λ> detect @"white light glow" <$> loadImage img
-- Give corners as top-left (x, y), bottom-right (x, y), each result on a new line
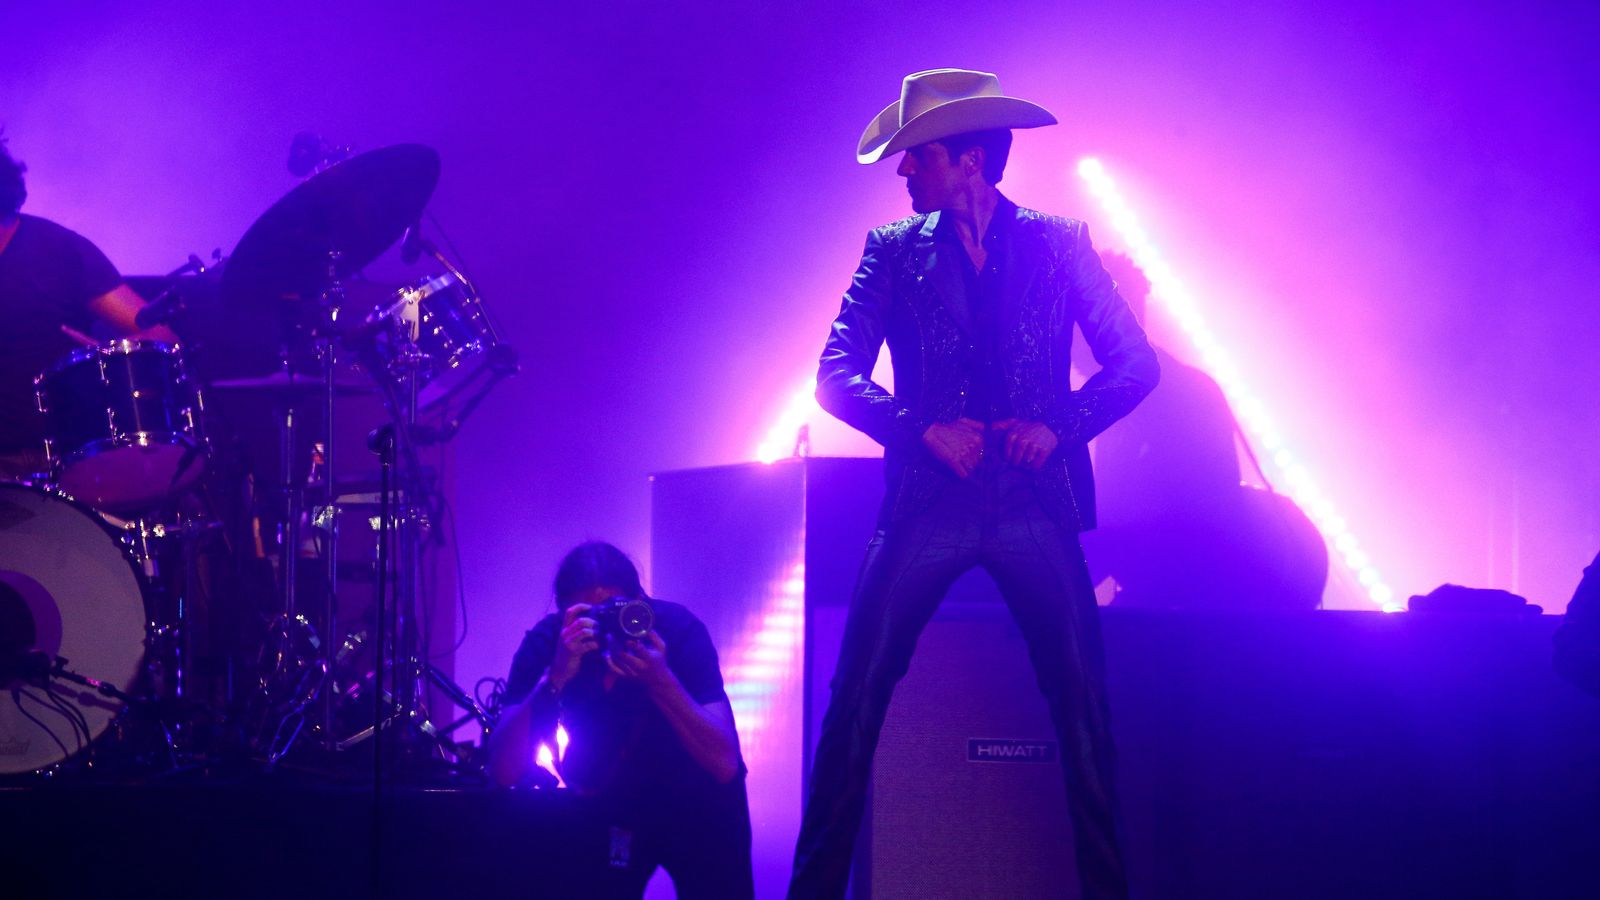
top-left (535, 742), bottom-right (565, 787)
top-left (1077, 157), bottom-right (1397, 611)
top-left (756, 379), bottom-right (821, 463)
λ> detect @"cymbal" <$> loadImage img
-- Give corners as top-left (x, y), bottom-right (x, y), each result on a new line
top-left (211, 370), bottom-right (376, 396)
top-left (221, 143), bottom-right (440, 305)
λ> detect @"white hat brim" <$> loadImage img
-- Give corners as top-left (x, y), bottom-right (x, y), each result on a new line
top-left (857, 94), bottom-right (1058, 164)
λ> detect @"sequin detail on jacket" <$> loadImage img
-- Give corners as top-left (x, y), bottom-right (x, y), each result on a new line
top-left (817, 196), bottom-right (1160, 531)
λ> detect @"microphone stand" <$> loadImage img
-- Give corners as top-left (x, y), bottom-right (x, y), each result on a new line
top-left (4, 653), bottom-right (141, 706)
top-left (336, 237), bottom-right (510, 770)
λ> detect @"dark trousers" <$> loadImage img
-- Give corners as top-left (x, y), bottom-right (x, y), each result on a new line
top-left (593, 781), bottom-right (756, 899)
top-left (788, 455), bottom-right (1129, 899)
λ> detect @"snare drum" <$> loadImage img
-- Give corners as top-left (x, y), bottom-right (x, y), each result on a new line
top-left (34, 340), bottom-right (207, 512)
top-left (372, 272), bottom-right (500, 408)
top-left (0, 481), bottom-right (149, 775)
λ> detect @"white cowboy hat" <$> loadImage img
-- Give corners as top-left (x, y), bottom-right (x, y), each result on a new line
top-left (857, 68), bottom-right (1058, 164)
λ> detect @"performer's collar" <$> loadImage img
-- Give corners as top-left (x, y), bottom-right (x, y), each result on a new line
top-left (927, 193), bottom-right (1017, 246)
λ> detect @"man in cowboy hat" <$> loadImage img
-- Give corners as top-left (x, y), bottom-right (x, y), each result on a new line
top-left (790, 69), bottom-right (1159, 898)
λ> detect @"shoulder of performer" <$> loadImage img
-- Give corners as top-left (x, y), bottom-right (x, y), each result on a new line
top-left (18, 213), bottom-right (100, 249)
top-left (870, 213), bottom-right (929, 246)
top-left (1012, 205), bottom-right (1083, 235)
top-left (1012, 208), bottom-right (1095, 263)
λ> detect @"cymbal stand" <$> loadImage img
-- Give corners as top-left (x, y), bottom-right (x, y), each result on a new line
top-left (255, 361), bottom-right (327, 767)
top-left (305, 250), bottom-right (350, 751)
top-left (254, 253), bottom-right (352, 764)
top-left (372, 313), bottom-right (433, 759)
top-left (339, 288), bottom-right (495, 769)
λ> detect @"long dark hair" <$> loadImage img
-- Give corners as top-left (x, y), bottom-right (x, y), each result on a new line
top-left (553, 541), bottom-right (644, 606)
top-left (0, 131), bottom-right (26, 217)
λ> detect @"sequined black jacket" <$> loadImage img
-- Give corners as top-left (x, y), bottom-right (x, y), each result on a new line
top-left (817, 196), bottom-right (1160, 531)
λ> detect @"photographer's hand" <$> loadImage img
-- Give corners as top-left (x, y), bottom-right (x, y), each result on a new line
top-left (489, 610), bottom-right (593, 789)
top-left (608, 630), bottom-right (742, 784)
top-left (604, 630), bottom-right (672, 692)
top-left (550, 603), bottom-right (599, 692)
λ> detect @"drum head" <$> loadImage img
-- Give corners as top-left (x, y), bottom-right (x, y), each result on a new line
top-left (0, 483), bottom-right (146, 774)
top-left (59, 441), bottom-right (204, 513)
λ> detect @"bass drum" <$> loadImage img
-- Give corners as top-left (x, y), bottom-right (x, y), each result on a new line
top-left (0, 482), bottom-right (148, 774)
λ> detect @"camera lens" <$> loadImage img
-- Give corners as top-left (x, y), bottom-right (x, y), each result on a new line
top-left (617, 599), bottom-right (654, 639)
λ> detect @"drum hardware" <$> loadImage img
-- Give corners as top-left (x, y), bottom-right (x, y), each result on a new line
top-left (334, 253), bottom-right (511, 773)
top-left (211, 370), bottom-right (375, 395)
top-left (379, 238), bottom-right (507, 411)
top-left (132, 252), bottom-right (216, 331)
top-left (287, 131), bottom-right (351, 179)
top-left (254, 611), bottom-right (328, 767)
top-left (0, 482), bottom-right (150, 775)
top-left (221, 142), bottom-right (441, 759)
top-left (5, 651), bottom-right (140, 706)
top-left (338, 254), bottom-right (508, 768)
top-left (331, 659), bottom-right (492, 757)
top-left (34, 339), bottom-right (210, 514)
top-left (9, 139), bottom-right (518, 783)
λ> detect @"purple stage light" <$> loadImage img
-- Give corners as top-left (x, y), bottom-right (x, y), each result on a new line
top-left (1076, 158), bottom-right (1398, 611)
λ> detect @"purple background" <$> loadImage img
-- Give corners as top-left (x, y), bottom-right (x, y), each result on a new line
top-left (8, 1), bottom-right (1597, 710)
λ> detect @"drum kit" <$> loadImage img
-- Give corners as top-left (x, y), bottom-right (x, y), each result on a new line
top-left (0, 139), bottom-right (513, 780)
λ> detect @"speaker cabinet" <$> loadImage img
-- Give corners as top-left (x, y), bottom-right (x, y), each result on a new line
top-left (845, 597), bottom-right (1080, 898)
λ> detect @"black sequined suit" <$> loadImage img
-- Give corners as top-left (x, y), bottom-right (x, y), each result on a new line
top-left (790, 195), bottom-right (1159, 899)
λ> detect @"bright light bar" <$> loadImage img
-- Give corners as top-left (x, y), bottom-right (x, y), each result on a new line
top-left (756, 378), bottom-right (820, 464)
top-left (1076, 158), bottom-right (1399, 611)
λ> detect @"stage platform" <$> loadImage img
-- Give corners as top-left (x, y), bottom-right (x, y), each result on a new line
top-left (652, 458), bottom-right (1600, 899)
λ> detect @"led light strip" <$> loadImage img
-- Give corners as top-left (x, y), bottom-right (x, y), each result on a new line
top-left (1075, 158), bottom-right (1397, 611)
top-left (721, 560), bottom-right (807, 756)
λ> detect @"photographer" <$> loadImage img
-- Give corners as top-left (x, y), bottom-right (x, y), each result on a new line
top-left (488, 541), bottom-right (753, 899)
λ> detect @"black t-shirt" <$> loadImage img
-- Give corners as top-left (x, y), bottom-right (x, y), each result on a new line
top-left (504, 599), bottom-right (743, 808)
top-left (0, 215), bottom-right (123, 453)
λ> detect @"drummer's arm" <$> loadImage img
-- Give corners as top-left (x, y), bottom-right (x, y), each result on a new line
top-left (87, 283), bottom-right (179, 342)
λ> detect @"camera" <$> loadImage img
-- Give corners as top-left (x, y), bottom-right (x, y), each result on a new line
top-left (589, 595), bottom-right (655, 641)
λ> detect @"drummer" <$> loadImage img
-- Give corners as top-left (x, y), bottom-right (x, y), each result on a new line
top-left (0, 134), bottom-right (177, 480)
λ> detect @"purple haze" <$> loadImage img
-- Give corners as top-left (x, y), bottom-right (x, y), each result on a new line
top-left (7, 0), bottom-right (1597, 741)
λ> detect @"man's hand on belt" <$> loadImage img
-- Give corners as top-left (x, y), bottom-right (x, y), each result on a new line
top-left (922, 418), bottom-right (987, 478)
top-left (993, 419), bottom-right (1059, 470)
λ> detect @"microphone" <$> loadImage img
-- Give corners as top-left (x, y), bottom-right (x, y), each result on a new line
top-left (135, 289), bottom-right (181, 330)
top-left (367, 423), bottom-right (398, 453)
top-left (0, 649), bottom-right (53, 685)
top-left (133, 254), bottom-right (205, 329)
